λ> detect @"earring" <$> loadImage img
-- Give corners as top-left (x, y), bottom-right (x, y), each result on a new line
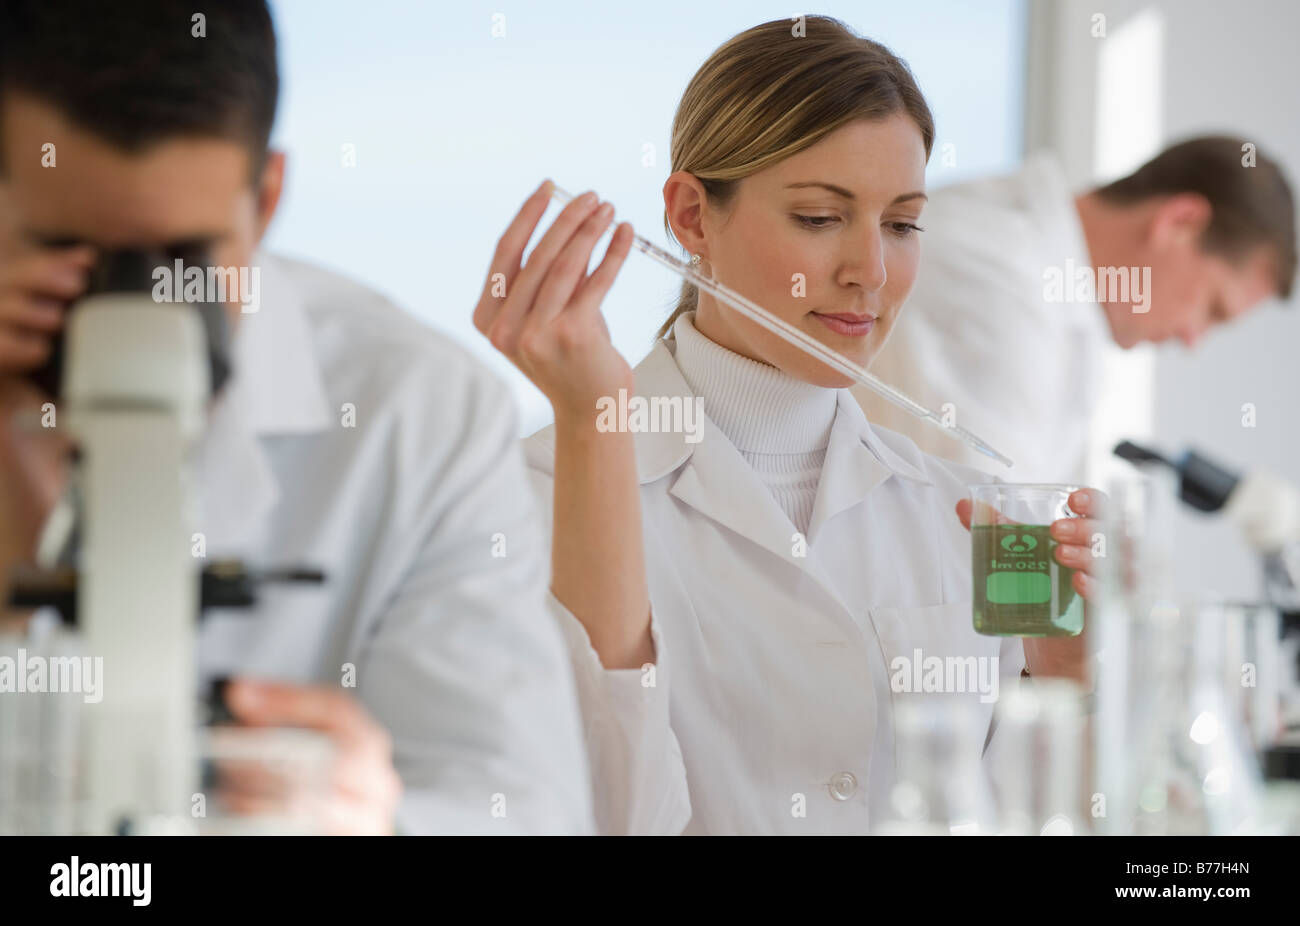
top-left (690, 253), bottom-right (701, 265)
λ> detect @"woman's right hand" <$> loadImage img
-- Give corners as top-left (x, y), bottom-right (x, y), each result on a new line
top-left (475, 181), bottom-right (652, 670)
top-left (473, 181), bottom-right (634, 425)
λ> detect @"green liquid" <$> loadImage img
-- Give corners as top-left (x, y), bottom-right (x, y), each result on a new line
top-left (971, 524), bottom-right (1083, 637)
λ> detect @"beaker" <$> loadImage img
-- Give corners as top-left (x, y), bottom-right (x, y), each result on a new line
top-left (970, 483), bottom-right (1085, 637)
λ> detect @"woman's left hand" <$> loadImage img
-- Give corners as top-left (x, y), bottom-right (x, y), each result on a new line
top-left (955, 487), bottom-right (1107, 686)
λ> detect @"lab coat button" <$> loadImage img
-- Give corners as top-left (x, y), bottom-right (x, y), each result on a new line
top-left (829, 771), bottom-right (858, 801)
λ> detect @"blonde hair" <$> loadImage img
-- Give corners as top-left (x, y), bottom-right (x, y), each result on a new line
top-left (657, 16), bottom-right (935, 339)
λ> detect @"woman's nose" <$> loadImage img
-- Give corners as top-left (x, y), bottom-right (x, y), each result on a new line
top-left (838, 229), bottom-right (887, 292)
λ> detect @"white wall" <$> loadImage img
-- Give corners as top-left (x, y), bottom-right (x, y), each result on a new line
top-left (1028, 0), bottom-right (1300, 599)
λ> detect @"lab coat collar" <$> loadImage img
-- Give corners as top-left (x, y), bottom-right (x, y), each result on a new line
top-left (233, 252), bottom-right (334, 436)
top-left (630, 339), bottom-right (932, 487)
top-left (630, 339), bottom-right (934, 565)
top-left (630, 340), bottom-right (811, 570)
top-left (627, 339), bottom-right (698, 483)
top-left (191, 253), bottom-right (332, 553)
top-left (805, 390), bottom-right (934, 543)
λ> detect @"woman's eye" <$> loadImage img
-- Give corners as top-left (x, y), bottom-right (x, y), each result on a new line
top-left (887, 222), bottom-right (924, 238)
top-left (794, 214), bottom-right (839, 229)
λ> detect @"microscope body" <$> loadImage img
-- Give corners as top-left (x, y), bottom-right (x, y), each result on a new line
top-left (2, 249), bottom-right (329, 834)
top-left (62, 290), bottom-right (210, 833)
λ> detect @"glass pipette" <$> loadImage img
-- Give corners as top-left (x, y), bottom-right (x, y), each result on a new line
top-left (548, 184), bottom-right (1014, 468)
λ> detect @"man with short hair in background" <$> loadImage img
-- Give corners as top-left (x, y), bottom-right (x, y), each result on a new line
top-left (857, 138), bottom-right (1296, 483)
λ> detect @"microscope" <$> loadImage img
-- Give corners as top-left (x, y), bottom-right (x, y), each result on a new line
top-left (5, 248), bottom-right (321, 835)
top-left (1114, 441), bottom-right (1300, 633)
top-left (1114, 439), bottom-right (1300, 780)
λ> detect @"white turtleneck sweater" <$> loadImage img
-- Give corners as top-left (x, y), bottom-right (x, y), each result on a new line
top-left (670, 312), bottom-right (838, 535)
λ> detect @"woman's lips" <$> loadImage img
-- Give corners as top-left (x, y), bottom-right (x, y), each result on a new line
top-left (812, 312), bottom-right (876, 337)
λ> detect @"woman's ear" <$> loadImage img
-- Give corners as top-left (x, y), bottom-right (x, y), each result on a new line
top-left (663, 171), bottom-right (711, 259)
top-left (253, 149), bottom-right (286, 243)
top-left (1148, 191), bottom-right (1212, 252)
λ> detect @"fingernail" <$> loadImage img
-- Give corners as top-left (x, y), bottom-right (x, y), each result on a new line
top-left (578, 191), bottom-right (597, 206)
top-left (597, 203), bottom-right (613, 219)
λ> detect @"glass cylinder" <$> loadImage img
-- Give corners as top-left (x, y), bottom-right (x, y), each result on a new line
top-left (991, 678), bottom-right (1088, 835)
top-left (1128, 600), bottom-right (1266, 836)
top-left (872, 699), bottom-right (998, 835)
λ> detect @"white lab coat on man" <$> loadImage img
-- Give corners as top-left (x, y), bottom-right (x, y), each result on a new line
top-left (523, 333), bottom-right (1026, 835)
top-left (854, 153), bottom-right (1113, 484)
top-left (188, 252), bottom-right (592, 834)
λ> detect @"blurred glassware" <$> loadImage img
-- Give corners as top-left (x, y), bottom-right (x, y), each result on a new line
top-left (0, 620), bottom-right (334, 835)
top-left (116, 725), bottom-right (335, 836)
top-left (992, 678), bottom-right (1088, 835)
top-left (872, 698), bottom-right (998, 835)
top-left (1089, 473), bottom-right (1176, 834)
top-left (0, 625), bottom-right (88, 836)
top-left (1209, 601), bottom-right (1282, 754)
top-left (1131, 600), bottom-right (1266, 835)
top-left (188, 725), bottom-right (335, 836)
top-left (1093, 475), bottom-right (1276, 835)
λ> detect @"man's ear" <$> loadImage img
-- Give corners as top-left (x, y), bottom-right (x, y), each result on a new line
top-left (1148, 191), bottom-right (1212, 251)
top-left (663, 170), bottom-right (712, 259)
top-left (253, 149), bottom-right (286, 243)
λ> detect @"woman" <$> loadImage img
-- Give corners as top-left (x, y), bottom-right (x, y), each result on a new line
top-left (473, 16), bottom-right (1100, 835)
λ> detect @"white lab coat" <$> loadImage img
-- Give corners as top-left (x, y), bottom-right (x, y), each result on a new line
top-left (523, 334), bottom-right (1026, 835)
top-left (190, 252), bottom-right (593, 834)
top-left (854, 153), bottom-right (1113, 484)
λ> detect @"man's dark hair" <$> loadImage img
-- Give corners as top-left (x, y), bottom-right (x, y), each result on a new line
top-left (0, 0), bottom-right (278, 179)
top-left (1095, 135), bottom-right (1297, 301)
